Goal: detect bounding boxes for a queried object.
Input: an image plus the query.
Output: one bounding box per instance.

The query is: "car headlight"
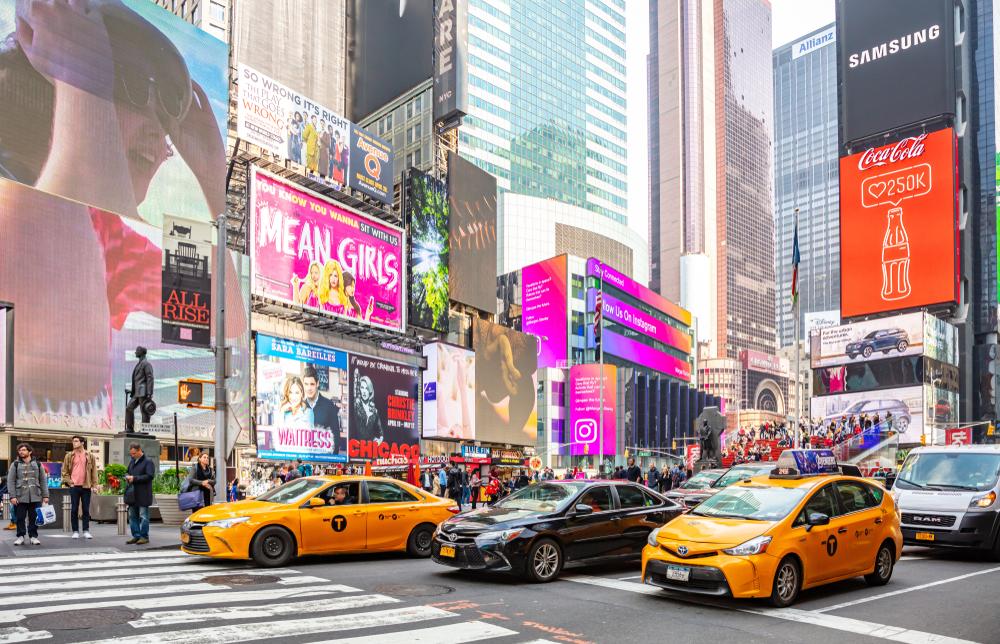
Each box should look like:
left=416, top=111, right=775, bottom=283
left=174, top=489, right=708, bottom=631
left=970, top=491, right=997, bottom=510
left=205, top=517, right=251, bottom=529
left=181, top=518, right=191, bottom=531
left=476, top=529, right=524, bottom=543
left=647, top=527, right=662, bottom=547
left=722, top=535, right=771, bottom=556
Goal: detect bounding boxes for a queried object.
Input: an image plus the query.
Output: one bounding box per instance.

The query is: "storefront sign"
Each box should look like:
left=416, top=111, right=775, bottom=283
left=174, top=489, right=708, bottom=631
left=461, top=444, right=491, bottom=459
left=493, top=449, right=525, bottom=465
left=944, top=428, right=972, bottom=446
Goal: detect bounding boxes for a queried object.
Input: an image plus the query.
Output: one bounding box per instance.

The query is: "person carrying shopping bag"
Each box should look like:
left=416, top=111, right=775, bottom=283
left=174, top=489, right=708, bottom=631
left=184, top=453, right=216, bottom=509
left=10, top=443, right=48, bottom=546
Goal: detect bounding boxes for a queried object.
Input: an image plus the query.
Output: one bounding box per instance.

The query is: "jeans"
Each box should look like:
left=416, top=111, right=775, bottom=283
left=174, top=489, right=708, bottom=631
left=128, top=505, right=150, bottom=539
left=461, top=486, right=470, bottom=505
left=69, top=487, right=92, bottom=532
left=14, top=501, right=40, bottom=538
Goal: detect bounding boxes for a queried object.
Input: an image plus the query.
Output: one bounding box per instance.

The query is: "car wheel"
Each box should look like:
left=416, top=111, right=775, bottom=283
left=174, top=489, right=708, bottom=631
left=769, top=557, right=801, bottom=607
left=407, top=523, right=435, bottom=558
left=251, top=526, right=296, bottom=568
left=894, top=418, right=909, bottom=433
left=897, top=340, right=909, bottom=353
left=525, top=538, right=563, bottom=583
left=987, top=533, right=1000, bottom=562
left=862, top=346, right=873, bottom=358
left=864, top=542, right=894, bottom=586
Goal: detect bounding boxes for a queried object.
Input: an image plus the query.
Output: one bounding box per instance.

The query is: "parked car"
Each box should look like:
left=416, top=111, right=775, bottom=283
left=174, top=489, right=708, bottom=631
left=667, top=464, right=774, bottom=509
left=846, top=328, right=909, bottom=360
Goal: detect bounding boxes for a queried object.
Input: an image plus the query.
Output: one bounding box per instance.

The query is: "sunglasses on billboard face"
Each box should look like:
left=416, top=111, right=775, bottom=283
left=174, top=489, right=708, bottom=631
left=115, top=62, right=192, bottom=132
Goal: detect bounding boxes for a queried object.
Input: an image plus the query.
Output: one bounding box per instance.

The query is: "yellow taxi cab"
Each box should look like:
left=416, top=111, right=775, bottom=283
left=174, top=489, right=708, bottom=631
left=181, top=475, right=459, bottom=567
left=642, top=449, right=902, bottom=606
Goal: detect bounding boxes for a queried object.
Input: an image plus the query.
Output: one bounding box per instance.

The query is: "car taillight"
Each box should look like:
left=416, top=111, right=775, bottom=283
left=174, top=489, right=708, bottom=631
left=447, top=505, right=461, bottom=514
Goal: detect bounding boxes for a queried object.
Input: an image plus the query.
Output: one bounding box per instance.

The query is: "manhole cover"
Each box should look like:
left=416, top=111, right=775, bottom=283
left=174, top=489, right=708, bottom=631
left=204, top=573, right=280, bottom=586
left=24, top=608, right=139, bottom=630
left=374, top=583, right=455, bottom=597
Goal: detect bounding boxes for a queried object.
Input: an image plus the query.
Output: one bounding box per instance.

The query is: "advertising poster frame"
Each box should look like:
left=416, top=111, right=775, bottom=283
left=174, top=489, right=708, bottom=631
left=473, top=318, right=538, bottom=446
left=568, top=364, right=617, bottom=457
left=421, top=342, right=476, bottom=441
left=522, top=255, right=569, bottom=369
left=810, top=386, right=924, bottom=443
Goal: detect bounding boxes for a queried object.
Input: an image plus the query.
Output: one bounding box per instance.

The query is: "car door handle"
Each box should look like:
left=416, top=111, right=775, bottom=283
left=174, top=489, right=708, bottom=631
left=874, top=518, right=882, bottom=524
left=837, top=527, right=848, bottom=534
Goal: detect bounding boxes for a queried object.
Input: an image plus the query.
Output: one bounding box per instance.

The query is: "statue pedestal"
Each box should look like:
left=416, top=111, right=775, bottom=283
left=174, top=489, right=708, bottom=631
left=109, top=433, right=161, bottom=473
left=694, top=458, right=720, bottom=472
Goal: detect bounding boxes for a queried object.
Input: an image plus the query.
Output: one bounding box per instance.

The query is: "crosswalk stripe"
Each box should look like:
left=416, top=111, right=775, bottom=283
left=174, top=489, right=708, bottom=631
left=0, top=551, right=188, bottom=567
left=0, top=627, right=51, bottom=643
left=0, top=584, right=360, bottom=625
left=0, top=558, right=234, bottom=578
left=76, top=606, right=456, bottom=644
left=132, top=594, right=399, bottom=629
left=312, top=620, right=519, bottom=643
left=0, top=569, right=301, bottom=596
left=0, top=563, right=248, bottom=583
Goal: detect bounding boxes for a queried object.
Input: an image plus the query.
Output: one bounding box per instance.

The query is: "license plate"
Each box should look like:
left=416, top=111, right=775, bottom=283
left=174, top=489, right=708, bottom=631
left=439, top=545, right=456, bottom=558
left=915, top=532, right=935, bottom=541
left=180, top=532, right=190, bottom=544
left=666, top=564, right=690, bottom=582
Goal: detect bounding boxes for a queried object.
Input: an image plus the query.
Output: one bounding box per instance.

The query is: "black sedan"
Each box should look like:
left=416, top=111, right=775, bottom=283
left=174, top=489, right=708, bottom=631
left=431, top=480, right=683, bottom=582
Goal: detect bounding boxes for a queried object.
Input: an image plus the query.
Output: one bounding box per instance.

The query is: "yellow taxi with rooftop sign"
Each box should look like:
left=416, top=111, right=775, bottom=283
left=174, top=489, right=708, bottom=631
left=642, top=449, right=902, bottom=606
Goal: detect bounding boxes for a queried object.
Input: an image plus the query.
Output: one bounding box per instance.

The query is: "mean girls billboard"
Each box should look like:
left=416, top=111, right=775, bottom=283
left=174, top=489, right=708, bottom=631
left=250, top=169, right=405, bottom=332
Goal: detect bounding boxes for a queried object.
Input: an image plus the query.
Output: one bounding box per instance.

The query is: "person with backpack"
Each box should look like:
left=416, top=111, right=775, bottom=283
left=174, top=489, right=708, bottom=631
left=10, top=442, right=49, bottom=546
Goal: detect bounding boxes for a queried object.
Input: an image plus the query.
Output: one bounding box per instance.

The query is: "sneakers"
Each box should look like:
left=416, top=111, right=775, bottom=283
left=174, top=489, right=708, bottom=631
left=13, top=537, right=23, bottom=545
left=71, top=531, right=80, bottom=539
left=29, top=537, right=40, bottom=545
left=4, top=523, right=15, bottom=531
left=135, top=538, right=149, bottom=545
left=83, top=531, right=93, bottom=540
left=125, top=537, right=139, bottom=544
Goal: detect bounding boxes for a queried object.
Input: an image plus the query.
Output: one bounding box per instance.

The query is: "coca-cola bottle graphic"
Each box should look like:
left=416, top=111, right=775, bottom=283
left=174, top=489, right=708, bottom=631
left=881, top=207, right=911, bottom=301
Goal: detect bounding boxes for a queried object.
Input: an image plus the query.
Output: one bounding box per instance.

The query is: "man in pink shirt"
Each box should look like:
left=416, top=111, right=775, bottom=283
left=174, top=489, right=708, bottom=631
left=61, top=436, right=98, bottom=539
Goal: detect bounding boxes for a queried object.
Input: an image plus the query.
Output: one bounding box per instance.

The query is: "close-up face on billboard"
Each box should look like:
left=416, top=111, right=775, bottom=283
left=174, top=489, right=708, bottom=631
left=0, top=0, right=229, bottom=225
left=522, top=255, right=568, bottom=370
left=840, top=128, right=958, bottom=318
left=473, top=318, right=538, bottom=446
left=568, top=364, right=616, bottom=457
left=250, top=169, right=405, bottom=332
left=810, top=386, right=924, bottom=444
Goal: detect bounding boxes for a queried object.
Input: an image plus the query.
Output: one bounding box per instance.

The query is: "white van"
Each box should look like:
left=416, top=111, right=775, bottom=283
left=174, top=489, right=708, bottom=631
left=891, top=445, right=1000, bottom=559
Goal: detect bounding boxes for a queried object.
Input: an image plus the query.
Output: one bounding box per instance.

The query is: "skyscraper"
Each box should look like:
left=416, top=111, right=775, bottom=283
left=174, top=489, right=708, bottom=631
left=773, top=24, right=840, bottom=348
left=648, top=0, right=775, bottom=359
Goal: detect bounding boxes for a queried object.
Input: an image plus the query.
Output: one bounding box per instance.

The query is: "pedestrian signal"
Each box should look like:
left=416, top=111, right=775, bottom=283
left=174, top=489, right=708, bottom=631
left=672, top=440, right=677, bottom=450
left=989, top=423, right=996, bottom=436
left=178, top=380, right=204, bottom=405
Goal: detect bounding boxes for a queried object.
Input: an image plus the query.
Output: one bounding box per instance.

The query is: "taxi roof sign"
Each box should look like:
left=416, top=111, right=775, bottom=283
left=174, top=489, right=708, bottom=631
left=770, top=449, right=839, bottom=478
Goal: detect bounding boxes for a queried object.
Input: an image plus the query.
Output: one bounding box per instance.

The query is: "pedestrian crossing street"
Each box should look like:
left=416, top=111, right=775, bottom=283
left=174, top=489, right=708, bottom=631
left=0, top=550, right=557, bottom=644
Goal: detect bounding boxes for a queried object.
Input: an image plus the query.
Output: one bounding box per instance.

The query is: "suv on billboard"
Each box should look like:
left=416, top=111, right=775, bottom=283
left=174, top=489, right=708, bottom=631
left=846, top=328, right=909, bottom=360
left=821, top=399, right=912, bottom=434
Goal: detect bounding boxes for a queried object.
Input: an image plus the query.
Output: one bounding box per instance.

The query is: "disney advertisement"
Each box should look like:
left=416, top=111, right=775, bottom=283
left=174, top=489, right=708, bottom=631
left=348, top=354, right=420, bottom=461
left=250, top=168, right=405, bottom=332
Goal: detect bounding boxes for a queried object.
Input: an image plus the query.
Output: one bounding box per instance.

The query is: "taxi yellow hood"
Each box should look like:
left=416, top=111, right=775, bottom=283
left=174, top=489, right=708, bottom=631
left=658, top=514, right=772, bottom=546
left=189, top=500, right=281, bottom=522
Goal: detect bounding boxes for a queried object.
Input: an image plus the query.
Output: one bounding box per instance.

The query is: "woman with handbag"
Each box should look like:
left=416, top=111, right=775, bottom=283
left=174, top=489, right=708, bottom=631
left=185, top=453, right=216, bottom=508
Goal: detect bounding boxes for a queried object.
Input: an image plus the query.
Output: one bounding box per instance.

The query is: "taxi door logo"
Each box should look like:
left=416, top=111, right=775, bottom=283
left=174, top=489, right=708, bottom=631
left=840, top=127, right=958, bottom=318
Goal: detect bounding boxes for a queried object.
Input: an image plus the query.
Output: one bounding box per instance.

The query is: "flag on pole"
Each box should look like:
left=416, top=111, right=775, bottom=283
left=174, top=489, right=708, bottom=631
left=790, top=218, right=800, bottom=307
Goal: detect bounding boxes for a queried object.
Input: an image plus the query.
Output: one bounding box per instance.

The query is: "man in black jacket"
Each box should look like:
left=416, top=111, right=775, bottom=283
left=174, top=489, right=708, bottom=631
left=303, top=367, right=343, bottom=455
left=625, top=458, right=642, bottom=483
left=125, top=443, right=155, bottom=545
left=126, top=346, right=154, bottom=432
left=646, top=464, right=660, bottom=490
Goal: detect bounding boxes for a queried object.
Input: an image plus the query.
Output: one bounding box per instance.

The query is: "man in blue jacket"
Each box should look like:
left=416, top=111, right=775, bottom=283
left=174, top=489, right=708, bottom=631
left=125, top=443, right=155, bottom=545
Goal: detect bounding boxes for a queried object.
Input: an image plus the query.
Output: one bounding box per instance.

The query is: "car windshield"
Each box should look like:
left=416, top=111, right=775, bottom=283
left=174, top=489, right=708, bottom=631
left=255, top=478, right=328, bottom=504
left=716, top=467, right=768, bottom=488
left=896, top=452, right=1000, bottom=492
left=681, top=471, right=722, bottom=489
left=495, top=482, right=586, bottom=513
left=691, top=485, right=808, bottom=521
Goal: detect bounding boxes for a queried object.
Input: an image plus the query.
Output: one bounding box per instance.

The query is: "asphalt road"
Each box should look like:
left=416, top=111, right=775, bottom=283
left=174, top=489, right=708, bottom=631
left=3, top=544, right=997, bottom=643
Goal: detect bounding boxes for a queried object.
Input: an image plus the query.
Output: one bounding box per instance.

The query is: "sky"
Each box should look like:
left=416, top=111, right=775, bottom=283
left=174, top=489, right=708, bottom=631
left=624, top=0, right=836, bottom=257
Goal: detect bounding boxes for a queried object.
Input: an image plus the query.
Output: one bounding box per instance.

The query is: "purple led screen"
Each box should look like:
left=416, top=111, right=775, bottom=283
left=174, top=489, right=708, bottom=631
left=588, top=288, right=691, bottom=354
left=586, top=259, right=692, bottom=325
left=569, top=364, right=616, bottom=456
left=522, top=256, right=568, bottom=369
left=603, top=331, right=691, bottom=382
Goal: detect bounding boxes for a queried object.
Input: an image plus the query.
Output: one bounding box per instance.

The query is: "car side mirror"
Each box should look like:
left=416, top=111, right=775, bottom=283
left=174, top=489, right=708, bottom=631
left=805, top=512, right=830, bottom=531
left=305, top=497, right=326, bottom=508
left=573, top=504, right=594, bottom=516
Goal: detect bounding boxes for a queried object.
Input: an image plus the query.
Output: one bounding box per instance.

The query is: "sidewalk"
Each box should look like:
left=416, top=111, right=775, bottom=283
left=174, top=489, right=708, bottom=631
left=0, top=521, right=182, bottom=558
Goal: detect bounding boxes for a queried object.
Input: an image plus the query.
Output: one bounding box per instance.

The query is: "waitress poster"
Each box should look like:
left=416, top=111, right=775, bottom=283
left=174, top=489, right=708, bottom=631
left=250, top=169, right=404, bottom=332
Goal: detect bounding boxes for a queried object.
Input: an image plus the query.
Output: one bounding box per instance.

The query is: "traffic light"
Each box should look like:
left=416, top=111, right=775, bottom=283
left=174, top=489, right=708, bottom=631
left=920, top=433, right=927, bottom=446
left=989, top=423, right=996, bottom=436
left=178, top=380, right=204, bottom=406
left=672, top=439, right=677, bottom=450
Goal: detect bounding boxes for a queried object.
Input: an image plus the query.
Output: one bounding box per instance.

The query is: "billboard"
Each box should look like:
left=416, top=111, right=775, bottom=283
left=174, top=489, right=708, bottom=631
left=522, top=255, right=569, bottom=369
left=0, top=305, right=8, bottom=425
left=255, top=335, right=349, bottom=463
left=406, top=171, right=450, bottom=332
left=448, top=152, right=497, bottom=312
left=836, top=0, right=955, bottom=144
left=923, top=313, right=959, bottom=366
left=433, top=0, right=469, bottom=127
left=569, top=364, right=616, bottom=456
left=804, top=310, right=840, bottom=337
left=810, top=386, right=924, bottom=443
left=161, top=215, right=213, bottom=348
left=840, top=128, right=958, bottom=318
left=0, top=179, right=251, bottom=437
left=348, top=354, right=420, bottom=460
left=347, top=0, right=433, bottom=121
left=602, top=330, right=692, bottom=382
left=813, top=312, right=923, bottom=368
left=473, top=318, right=538, bottom=446
left=741, top=350, right=787, bottom=377
left=586, top=258, right=692, bottom=326
left=237, top=64, right=394, bottom=205
left=588, top=289, right=692, bottom=354
left=249, top=169, right=405, bottom=332
left=421, top=342, right=475, bottom=440
left=0, top=0, right=229, bottom=225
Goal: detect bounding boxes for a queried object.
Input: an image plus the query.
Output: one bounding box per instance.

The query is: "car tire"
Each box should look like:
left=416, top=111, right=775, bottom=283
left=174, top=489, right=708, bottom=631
left=769, top=557, right=801, bottom=607
left=897, top=340, right=909, bottom=353
left=407, top=523, right=436, bottom=558
left=250, top=526, right=296, bottom=568
left=525, top=538, right=563, bottom=583
left=894, top=418, right=909, bottom=434
left=862, top=346, right=873, bottom=358
left=987, top=533, right=1000, bottom=562
left=864, top=542, right=894, bottom=586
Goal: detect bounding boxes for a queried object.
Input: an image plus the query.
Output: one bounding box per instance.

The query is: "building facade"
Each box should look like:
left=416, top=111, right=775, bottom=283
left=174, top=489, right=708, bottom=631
left=648, top=0, right=775, bottom=359
left=773, top=24, right=840, bottom=349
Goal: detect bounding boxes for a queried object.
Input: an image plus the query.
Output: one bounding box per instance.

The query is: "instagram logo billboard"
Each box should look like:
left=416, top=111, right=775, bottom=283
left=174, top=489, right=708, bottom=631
left=569, top=364, right=616, bottom=456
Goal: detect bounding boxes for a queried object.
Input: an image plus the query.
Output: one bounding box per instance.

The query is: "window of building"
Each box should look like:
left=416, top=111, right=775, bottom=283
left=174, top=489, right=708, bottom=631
left=209, top=0, right=225, bottom=22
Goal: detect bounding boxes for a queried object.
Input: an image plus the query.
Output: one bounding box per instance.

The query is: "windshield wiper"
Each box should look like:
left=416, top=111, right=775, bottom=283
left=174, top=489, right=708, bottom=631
left=930, top=484, right=980, bottom=491
left=895, top=477, right=927, bottom=489
left=698, top=512, right=759, bottom=520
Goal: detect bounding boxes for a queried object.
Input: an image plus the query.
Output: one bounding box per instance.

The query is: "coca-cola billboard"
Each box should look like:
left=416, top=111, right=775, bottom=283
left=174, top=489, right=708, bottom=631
left=836, top=0, right=955, bottom=146
left=840, top=127, right=958, bottom=319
